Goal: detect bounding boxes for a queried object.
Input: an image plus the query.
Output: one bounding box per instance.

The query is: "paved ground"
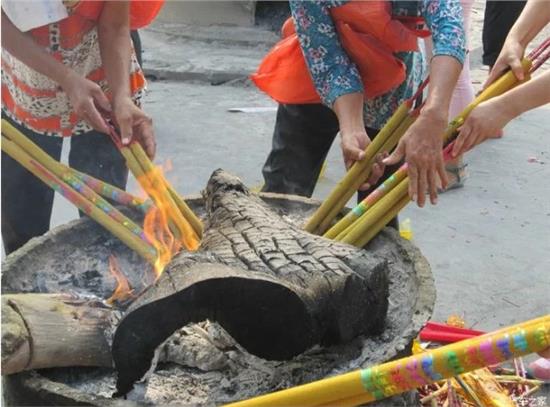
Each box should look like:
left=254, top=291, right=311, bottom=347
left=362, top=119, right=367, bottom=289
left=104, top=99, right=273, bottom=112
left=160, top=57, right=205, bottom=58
left=7, top=2, right=549, bottom=336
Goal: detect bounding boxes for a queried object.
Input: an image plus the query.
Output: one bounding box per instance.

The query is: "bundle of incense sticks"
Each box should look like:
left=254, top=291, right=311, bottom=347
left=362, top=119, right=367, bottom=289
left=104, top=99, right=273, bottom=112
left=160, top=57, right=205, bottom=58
left=326, top=56, right=538, bottom=248
left=227, top=314, right=550, bottom=407
left=303, top=79, right=429, bottom=236
left=70, top=167, right=152, bottom=214
left=106, top=125, right=203, bottom=251
left=1, top=120, right=158, bottom=264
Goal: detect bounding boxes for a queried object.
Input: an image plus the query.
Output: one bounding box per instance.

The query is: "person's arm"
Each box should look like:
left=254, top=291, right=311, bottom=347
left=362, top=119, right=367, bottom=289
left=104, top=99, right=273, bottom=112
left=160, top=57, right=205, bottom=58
left=1, top=11, right=110, bottom=133
left=98, top=2, right=155, bottom=158
left=453, top=70, right=550, bottom=156
left=486, top=0, right=550, bottom=85
left=384, top=0, right=465, bottom=207
left=290, top=1, right=375, bottom=178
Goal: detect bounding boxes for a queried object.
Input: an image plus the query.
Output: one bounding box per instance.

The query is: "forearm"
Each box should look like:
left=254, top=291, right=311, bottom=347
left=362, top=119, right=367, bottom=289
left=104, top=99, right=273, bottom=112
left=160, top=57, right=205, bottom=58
left=495, top=70, right=550, bottom=118
left=1, top=12, right=73, bottom=87
left=333, top=93, right=365, bottom=132
left=422, top=55, right=462, bottom=119
left=506, top=0, right=550, bottom=48
left=98, top=2, right=132, bottom=104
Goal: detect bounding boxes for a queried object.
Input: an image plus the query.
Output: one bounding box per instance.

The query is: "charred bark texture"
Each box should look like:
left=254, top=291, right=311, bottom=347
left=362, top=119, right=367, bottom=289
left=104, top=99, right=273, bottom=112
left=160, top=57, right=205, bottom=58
left=113, top=170, right=389, bottom=396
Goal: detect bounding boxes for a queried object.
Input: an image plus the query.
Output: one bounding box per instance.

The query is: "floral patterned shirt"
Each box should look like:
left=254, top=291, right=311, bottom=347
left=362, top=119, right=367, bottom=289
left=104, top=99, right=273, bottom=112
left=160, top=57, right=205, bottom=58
left=290, top=0, right=466, bottom=129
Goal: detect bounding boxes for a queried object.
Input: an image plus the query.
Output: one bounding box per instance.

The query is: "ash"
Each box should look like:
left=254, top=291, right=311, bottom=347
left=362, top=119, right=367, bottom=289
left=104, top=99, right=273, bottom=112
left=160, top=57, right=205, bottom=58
left=65, top=320, right=368, bottom=404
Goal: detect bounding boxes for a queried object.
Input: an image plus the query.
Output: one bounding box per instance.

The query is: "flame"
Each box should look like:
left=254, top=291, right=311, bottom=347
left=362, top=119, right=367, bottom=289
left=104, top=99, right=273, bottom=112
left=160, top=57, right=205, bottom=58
left=106, top=254, right=134, bottom=305
left=140, top=166, right=199, bottom=278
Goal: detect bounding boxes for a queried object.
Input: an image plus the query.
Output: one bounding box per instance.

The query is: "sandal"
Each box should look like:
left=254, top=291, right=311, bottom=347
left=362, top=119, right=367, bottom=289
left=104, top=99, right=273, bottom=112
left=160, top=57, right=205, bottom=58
left=438, top=163, right=468, bottom=193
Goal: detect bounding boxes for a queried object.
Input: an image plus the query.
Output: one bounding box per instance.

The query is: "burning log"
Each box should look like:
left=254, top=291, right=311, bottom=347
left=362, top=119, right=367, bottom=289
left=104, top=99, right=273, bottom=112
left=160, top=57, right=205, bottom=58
left=112, top=170, right=390, bottom=396
left=1, top=294, right=113, bottom=375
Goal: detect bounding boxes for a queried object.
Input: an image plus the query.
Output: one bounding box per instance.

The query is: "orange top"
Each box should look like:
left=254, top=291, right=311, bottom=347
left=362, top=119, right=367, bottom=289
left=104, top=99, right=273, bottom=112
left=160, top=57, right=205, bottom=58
left=1, top=1, right=155, bottom=137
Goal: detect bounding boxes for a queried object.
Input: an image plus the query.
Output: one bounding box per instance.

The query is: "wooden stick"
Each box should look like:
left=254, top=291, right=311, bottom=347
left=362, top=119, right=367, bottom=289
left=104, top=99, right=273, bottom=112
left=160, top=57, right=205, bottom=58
left=304, top=101, right=411, bottom=234
left=421, top=384, right=448, bottom=403
left=454, top=376, right=483, bottom=407
left=1, top=137, right=158, bottom=264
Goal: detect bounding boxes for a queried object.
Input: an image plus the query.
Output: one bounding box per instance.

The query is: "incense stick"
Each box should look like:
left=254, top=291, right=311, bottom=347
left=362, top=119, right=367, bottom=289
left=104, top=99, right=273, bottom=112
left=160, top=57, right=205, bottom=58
left=1, top=121, right=149, bottom=246
left=69, top=167, right=152, bottom=214
left=1, top=136, right=158, bottom=264
left=227, top=315, right=550, bottom=407
left=304, top=101, right=411, bottom=234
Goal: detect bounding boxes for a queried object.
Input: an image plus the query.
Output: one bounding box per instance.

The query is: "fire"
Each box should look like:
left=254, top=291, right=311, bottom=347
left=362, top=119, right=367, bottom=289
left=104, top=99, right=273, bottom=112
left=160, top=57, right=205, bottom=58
left=140, top=166, right=199, bottom=278
left=106, top=254, right=134, bottom=305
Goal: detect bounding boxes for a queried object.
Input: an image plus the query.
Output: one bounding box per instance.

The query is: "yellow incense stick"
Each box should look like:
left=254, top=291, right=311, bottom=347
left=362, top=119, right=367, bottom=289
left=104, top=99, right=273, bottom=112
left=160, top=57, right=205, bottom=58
left=330, top=58, right=533, bottom=245
left=312, top=111, right=414, bottom=235
left=378, top=113, right=416, bottom=155
left=1, top=137, right=158, bottom=264
left=227, top=315, right=550, bottom=407
left=315, top=165, right=371, bottom=234
left=1, top=120, right=146, bottom=240
left=128, top=143, right=199, bottom=249
left=129, top=143, right=203, bottom=238
left=340, top=179, right=409, bottom=245
left=324, top=168, right=408, bottom=240
left=353, top=194, right=410, bottom=248
left=304, top=101, right=410, bottom=234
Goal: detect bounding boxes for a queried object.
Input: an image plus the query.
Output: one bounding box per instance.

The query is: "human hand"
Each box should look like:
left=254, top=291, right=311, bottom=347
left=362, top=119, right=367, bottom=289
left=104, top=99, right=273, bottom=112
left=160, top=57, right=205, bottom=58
left=485, top=38, right=526, bottom=87
left=340, top=129, right=385, bottom=191
left=113, top=97, right=156, bottom=159
left=61, top=71, right=111, bottom=134
left=384, top=110, right=448, bottom=207
left=452, top=98, right=513, bottom=157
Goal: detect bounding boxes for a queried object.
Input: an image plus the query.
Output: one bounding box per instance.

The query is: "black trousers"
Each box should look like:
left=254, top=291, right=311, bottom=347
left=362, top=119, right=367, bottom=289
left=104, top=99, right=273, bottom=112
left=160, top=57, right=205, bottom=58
left=482, top=1, right=526, bottom=67
left=261, top=103, right=400, bottom=229
left=1, top=116, right=128, bottom=254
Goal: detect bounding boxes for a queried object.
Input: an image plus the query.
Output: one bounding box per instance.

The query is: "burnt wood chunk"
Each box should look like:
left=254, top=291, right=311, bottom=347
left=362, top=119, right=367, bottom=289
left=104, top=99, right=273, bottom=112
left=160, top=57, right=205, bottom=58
left=1, top=294, right=113, bottom=375
left=112, top=170, right=389, bottom=396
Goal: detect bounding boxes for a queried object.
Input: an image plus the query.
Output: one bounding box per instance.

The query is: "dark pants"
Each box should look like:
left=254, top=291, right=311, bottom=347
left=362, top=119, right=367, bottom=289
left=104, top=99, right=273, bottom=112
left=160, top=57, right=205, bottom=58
left=482, top=1, right=526, bottom=67
left=1, top=117, right=128, bottom=254
left=261, top=103, right=400, bottom=229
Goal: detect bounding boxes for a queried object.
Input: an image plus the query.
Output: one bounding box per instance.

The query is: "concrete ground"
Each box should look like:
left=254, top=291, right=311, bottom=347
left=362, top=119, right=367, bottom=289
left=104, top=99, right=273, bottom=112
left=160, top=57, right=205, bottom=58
left=8, top=2, right=549, bottom=338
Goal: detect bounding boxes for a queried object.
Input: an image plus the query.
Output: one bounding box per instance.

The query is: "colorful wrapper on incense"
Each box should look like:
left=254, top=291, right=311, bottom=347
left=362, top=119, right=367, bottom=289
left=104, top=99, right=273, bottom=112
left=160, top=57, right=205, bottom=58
left=304, top=101, right=411, bottom=234
left=1, top=120, right=151, bottom=246
left=324, top=164, right=408, bottom=239
left=326, top=58, right=534, bottom=248
left=227, top=315, right=550, bottom=407
left=71, top=169, right=152, bottom=213
left=0, top=136, right=158, bottom=264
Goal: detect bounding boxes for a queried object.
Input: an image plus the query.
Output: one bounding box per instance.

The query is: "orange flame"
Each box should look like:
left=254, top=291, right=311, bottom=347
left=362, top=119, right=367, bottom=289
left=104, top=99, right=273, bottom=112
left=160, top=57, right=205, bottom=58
left=106, top=254, right=134, bottom=305
left=140, top=166, right=199, bottom=278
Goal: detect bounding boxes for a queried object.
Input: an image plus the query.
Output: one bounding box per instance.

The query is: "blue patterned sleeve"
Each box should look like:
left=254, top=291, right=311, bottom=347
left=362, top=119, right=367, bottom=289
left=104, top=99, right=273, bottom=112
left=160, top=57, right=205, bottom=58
left=421, top=0, right=466, bottom=65
left=289, top=0, right=363, bottom=107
